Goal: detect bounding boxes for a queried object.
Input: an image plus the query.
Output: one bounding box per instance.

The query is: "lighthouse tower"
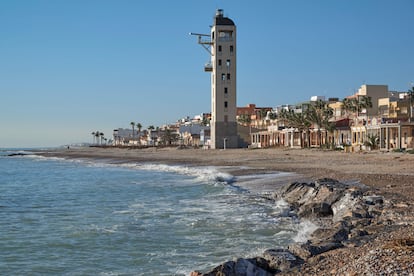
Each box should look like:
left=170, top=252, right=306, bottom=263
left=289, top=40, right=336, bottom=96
left=192, top=9, right=238, bottom=149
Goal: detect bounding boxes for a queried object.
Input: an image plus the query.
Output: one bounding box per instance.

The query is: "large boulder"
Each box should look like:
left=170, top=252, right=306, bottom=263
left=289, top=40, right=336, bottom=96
left=198, top=258, right=275, bottom=276
left=280, top=178, right=379, bottom=223
left=262, top=248, right=303, bottom=272
left=288, top=241, right=343, bottom=259
left=281, top=178, right=349, bottom=218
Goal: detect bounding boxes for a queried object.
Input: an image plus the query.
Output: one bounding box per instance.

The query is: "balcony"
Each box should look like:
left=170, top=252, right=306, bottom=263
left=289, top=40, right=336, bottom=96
left=204, top=63, right=213, bottom=72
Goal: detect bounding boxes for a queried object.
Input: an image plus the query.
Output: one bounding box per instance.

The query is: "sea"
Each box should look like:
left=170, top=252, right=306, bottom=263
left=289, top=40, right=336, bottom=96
left=0, top=149, right=316, bottom=275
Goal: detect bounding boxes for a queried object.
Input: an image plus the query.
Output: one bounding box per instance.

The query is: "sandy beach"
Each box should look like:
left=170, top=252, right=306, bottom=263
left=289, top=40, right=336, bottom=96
left=37, top=147, right=414, bottom=274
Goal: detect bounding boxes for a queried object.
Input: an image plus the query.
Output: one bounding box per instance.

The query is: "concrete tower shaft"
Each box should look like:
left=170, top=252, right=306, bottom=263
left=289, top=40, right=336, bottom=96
left=210, top=9, right=238, bottom=149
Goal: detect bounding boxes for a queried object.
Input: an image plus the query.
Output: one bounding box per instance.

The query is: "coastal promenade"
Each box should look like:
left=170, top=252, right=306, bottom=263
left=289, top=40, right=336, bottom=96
left=37, top=147, right=414, bottom=274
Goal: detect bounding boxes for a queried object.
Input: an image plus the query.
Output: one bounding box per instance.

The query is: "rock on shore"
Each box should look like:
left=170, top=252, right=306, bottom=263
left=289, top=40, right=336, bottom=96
left=191, top=178, right=414, bottom=275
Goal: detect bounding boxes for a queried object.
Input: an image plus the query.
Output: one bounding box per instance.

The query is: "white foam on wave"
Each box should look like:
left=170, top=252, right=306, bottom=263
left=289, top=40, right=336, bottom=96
left=292, top=219, right=318, bottom=243
left=273, top=199, right=292, bottom=217
left=19, top=154, right=235, bottom=186
left=23, top=154, right=67, bottom=162
left=122, top=163, right=235, bottom=184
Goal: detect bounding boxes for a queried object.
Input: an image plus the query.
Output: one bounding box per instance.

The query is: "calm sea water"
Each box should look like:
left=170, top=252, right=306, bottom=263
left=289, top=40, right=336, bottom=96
left=0, top=149, right=313, bottom=275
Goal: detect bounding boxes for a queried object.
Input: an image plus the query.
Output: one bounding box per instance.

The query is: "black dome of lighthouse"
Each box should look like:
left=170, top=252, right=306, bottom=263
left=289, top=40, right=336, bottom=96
left=214, top=9, right=235, bottom=26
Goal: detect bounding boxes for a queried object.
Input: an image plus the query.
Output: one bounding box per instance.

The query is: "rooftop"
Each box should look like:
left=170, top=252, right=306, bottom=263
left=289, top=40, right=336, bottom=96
left=214, top=9, right=235, bottom=26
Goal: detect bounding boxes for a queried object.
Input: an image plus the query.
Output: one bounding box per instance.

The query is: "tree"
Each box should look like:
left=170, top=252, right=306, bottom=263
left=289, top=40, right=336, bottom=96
left=100, top=132, right=104, bottom=145
left=279, top=108, right=311, bottom=147
left=161, top=128, right=179, bottom=146
left=307, top=100, right=334, bottom=147
left=136, top=123, right=142, bottom=145
left=136, top=123, right=142, bottom=133
left=130, top=122, right=135, bottom=139
left=259, top=109, right=268, bottom=120
left=364, top=134, right=379, bottom=150
left=357, top=95, right=373, bottom=116
left=238, top=114, right=251, bottom=126
left=341, top=98, right=356, bottom=118
left=268, top=111, right=277, bottom=120
left=341, top=96, right=372, bottom=118
left=201, top=117, right=210, bottom=126
left=94, top=131, right=101, bottom=145
left=148, top=125, right=155, bottom=131
left=91, top=132, right=96, bottom=144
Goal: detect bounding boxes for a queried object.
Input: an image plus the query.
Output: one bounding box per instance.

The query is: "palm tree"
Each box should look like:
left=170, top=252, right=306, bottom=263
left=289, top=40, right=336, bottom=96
left=201, top=117, right=210, bottom=126
left=307, top=100, right=334, bottom=147
left=238, top=114, right=251, bottom=126
left=91, top=132, right=96, bottom=145
left=94, top=131, right=101, bottom=145
left=148, top=125, right=155, bottom=131
left=100, top=132, right=104, bottom=145
left=161, top=128, right=179, bottom=146
left=130, top=122, right=135, bottom=139
left=268, top=111, right=277, bottom=120
left=341, top=98, right=357, bottom=118
left=259, top=109, right=268, bottom=120
left=279, top=108, right=311, bottom=147
left=136, top=123, right=142, bottom=145
left=357, top=95, right=373, bottom=116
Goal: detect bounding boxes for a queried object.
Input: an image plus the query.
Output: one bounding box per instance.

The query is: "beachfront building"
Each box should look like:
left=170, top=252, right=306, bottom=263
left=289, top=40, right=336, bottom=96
left=357, top=85, right=388, bottom=117
left=192, top=9, right=239, bottom=149
left=378, top=91, right=414, bottom=150
left=236, top=104, right=274, bottom=129
left=249, top=83, right=414, bottom=151
left=112, top=128, right=146, bottom=146
left=179, top=124, right=210, bottom=148
left=379, top=121, right=414, bottom=150
left=337, top=85, right=387, bottom=151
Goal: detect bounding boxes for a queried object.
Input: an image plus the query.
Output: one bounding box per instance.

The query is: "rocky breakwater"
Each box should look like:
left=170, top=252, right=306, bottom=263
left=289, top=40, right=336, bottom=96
left=191, top=178, right=414, bottom=275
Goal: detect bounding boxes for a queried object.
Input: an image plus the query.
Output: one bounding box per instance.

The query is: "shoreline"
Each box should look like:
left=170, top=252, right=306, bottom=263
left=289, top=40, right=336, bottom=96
left=34, top=146, right=414, bottom=200
left=33, top=146, right=414, bottom=274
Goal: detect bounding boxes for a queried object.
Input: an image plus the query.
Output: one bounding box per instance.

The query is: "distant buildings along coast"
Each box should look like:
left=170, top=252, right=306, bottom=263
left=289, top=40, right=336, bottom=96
left=107, top=9, right=414, bottom=152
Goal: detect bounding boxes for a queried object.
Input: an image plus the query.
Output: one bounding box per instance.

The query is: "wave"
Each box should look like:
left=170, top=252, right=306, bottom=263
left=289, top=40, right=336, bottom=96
left=20, top=153, right=235, bottom=185
left=292, top=220, right=318, bottom=243
left=121, top=163, right=235, bottom=184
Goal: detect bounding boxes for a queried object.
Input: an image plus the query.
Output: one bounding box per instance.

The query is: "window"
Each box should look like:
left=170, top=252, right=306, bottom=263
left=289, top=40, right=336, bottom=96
left=218, top=45, right=222, bottom=52
left=224, top=87, right=228, bottom=94
left=218, top=59, right=222, bottom=66
left=226, top=59, right=230, bottom=68
left=230, top=45, right=233, bottom=52
left=227, top=73, right=230, bottom=80
left=219, top=31, right=233, bottom=39
left=221, top=74, right=226, bottom=81
left=224, top=101, right=228, bottom=108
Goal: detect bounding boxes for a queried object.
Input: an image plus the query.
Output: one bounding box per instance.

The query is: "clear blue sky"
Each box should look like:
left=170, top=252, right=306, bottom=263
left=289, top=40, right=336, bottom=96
left=1, top=0, right=413, bottom=147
